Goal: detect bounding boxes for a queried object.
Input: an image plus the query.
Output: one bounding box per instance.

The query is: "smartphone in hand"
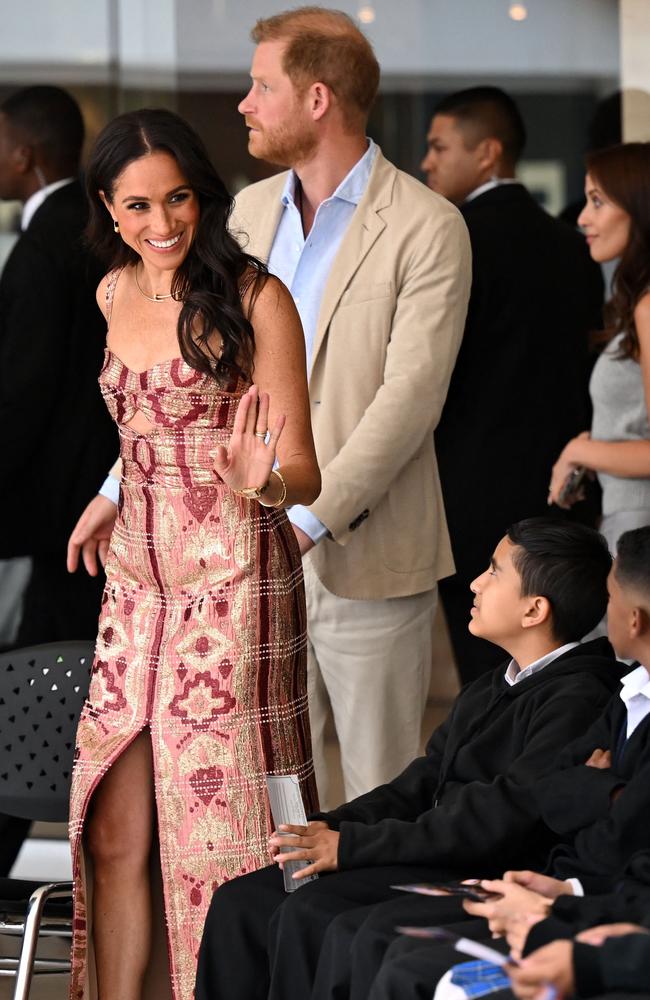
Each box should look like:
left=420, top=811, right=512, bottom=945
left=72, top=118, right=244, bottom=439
left=558, top=466, right=588, bottom=507
left=391, top=881, right=503, bottom=903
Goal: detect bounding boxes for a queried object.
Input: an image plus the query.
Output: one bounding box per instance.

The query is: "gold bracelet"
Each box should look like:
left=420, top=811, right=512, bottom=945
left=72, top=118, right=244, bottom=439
left=231, top=481, right=269, bottom=500
left=258, top=469, right=287, bottom=508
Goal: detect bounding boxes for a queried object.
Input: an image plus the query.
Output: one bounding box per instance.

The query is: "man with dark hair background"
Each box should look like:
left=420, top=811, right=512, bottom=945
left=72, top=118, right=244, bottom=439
left=0, top=85, right=116, bottom=643
left=0, top=85, right=116, bottom=870
left=426, top=86, right=604, bottom=683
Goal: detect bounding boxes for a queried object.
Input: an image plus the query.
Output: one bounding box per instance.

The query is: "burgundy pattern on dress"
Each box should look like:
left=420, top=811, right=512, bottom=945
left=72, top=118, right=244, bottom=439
left=69, top=311, right=316, bottom=1000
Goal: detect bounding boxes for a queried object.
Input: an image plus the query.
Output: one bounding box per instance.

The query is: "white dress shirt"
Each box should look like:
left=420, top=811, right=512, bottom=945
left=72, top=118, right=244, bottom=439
left=462, top=177, right=522, bottom=205
left=21, top=177, right=74, bottom=231
left=619, top=663, right=650, bottom=738
left=567, top=661, right=650, bottom=897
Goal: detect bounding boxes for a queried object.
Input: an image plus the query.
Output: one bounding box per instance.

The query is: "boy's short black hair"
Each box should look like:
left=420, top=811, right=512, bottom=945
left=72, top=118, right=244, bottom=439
left=506, top=517, right=611, bottom=642
left=1, top=85, right=84, bottom=175
left=616, top=526, right=650, bottom=600
left=433, top=86, right=526, bottom=166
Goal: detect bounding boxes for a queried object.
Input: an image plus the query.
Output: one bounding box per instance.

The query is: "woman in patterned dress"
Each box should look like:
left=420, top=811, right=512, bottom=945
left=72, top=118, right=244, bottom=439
left=66, top=109, right=320, bottom=1000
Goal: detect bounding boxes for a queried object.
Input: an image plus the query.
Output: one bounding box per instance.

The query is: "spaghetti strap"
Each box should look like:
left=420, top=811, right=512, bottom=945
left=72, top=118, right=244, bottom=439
left=105, top=267, right=124, bottom=329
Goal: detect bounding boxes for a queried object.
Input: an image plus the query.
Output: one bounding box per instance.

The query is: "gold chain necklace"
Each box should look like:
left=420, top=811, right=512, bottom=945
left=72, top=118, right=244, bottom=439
left=135, top=264, right=174, bottom=302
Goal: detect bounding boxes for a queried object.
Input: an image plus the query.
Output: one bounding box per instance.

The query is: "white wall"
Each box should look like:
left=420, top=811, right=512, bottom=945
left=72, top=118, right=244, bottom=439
left=0, top=0, right=619, bottom=87
left=177, top=0, right=619, bottom=79
left=620, top=0, right=650, bottom=139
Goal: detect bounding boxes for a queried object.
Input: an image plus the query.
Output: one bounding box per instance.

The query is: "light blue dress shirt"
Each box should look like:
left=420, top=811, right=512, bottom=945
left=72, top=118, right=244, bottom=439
left=269, top=138, right=378, bottom=542
left=99, top=139, right=379, bottom=536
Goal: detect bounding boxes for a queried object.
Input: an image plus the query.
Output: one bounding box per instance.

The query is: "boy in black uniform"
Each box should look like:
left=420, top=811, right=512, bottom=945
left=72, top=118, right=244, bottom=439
left=195, top=518, right=622, bottom=1000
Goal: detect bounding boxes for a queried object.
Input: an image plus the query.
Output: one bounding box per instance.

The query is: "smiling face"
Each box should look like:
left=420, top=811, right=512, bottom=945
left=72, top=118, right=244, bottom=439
left=468, top=537, right=537, bottom=647
left=421, top=114, right=491, bottom=206
left=103, top=150, right=199, bottom=271
left=578, top=172, right=631, bottom=263
left=238, top=40, right=318, bottom=167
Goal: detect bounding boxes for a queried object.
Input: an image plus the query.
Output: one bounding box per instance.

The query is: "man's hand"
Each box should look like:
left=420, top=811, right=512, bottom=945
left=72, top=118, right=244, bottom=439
left=576, top=922, right=649, bottom=946
left=503, top=870, right=574, bottom=900
left=585, top=748, right=612, bottom=769
left=292, top=524, right=315, bottom=556
left=67, top=494, right=118, bottom=576
left=508, top=940, right=574, bottom=999
left=268, top=821, right=339, bottom=880
left=463, top=880, right=551, bottom=941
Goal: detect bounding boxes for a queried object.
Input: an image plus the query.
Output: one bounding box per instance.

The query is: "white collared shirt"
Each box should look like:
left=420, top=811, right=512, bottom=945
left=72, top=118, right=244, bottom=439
left=619, top=663, right=650, bottom=739
left=21, top=177, right=74, bottom=231
left=504, top=642, right=580, bottom=686
left=566, top=661, right=650, bottom=898
left=463, top=177, right=522, bottom=205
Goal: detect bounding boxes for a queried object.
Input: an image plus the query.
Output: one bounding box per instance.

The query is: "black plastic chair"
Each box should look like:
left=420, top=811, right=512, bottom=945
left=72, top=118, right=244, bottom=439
left=0, top=641, right=93, bottom=999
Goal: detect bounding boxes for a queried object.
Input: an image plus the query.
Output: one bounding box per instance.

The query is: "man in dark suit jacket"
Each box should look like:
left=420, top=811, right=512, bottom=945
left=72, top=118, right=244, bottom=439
left=0, top=86, right=116, bottom=873
left=424, top=87, right=605, bottom=683
left=0, top=86, right=116, bottom=646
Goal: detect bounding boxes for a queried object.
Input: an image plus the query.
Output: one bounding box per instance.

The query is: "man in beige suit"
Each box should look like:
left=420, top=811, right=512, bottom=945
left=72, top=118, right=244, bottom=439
left=69, top=7, right=470, bottom=806
left=232, top=8, right=470, bottom=805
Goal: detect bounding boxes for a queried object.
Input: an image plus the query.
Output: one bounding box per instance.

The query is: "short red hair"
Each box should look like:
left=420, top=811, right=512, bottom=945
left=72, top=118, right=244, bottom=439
left=251, top=6, right=380, bottom=131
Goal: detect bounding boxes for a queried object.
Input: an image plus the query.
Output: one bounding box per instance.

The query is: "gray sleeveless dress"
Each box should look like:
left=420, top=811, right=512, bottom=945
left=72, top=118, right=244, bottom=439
left=590, top=331, right=650, bottom=551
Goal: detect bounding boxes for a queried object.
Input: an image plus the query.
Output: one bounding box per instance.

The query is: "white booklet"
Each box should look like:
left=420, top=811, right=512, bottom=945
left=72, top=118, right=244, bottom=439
left=265, top=774, right=319, bottom=893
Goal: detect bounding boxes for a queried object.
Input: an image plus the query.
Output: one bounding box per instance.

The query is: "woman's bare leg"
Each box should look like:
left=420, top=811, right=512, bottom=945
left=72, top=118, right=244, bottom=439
left=86, top=730, right=155, bottom=1000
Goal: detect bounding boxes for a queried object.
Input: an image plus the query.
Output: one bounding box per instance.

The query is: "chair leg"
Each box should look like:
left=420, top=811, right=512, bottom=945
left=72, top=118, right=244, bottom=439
left=11, top=882, right=73, bottom=1000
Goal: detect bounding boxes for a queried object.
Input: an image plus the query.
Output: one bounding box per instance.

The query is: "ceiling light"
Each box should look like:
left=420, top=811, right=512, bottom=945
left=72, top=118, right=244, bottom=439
left=358, top=5, right=376, bottom=24
left=509, top=3, right=528, bottom=20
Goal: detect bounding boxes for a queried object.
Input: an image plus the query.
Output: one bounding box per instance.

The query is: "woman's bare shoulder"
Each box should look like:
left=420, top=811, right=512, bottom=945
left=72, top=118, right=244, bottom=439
left=243, top=271, right=297, bottom=328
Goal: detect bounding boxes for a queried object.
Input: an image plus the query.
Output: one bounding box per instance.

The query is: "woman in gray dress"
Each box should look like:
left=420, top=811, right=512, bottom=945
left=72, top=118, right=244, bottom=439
left=549, top=142, right=650, bottom=552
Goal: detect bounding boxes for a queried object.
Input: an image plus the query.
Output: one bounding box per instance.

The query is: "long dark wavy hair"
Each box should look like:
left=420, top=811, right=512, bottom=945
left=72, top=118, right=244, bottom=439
left=586, top=142, right=650, bottom=362
left=85, top=108, right=267, bottom=381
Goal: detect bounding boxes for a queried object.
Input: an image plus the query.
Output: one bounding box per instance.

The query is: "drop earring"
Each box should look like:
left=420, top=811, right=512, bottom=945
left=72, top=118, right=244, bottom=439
left=113, top=219, right=120, bottom=234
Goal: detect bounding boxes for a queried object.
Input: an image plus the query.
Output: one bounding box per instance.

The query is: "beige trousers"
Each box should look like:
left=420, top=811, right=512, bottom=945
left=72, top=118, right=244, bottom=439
left=303, top=559, right=437, bottom=808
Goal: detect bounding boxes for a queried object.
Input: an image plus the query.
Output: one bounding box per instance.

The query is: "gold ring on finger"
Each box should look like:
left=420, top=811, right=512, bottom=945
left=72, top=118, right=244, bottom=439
left=255, top=431, right=267, bottom=439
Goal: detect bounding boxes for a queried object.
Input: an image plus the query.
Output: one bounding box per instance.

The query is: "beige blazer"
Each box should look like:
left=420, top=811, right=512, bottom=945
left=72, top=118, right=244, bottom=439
left=232, top=150, right=471, bottom=600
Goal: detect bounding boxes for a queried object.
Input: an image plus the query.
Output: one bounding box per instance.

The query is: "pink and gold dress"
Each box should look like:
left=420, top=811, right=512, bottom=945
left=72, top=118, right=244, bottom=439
left=68, top=275, right=317, bottom=1000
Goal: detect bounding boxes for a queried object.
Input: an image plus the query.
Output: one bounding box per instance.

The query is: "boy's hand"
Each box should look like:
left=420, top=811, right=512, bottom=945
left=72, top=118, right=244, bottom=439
left=503, top=870, right=574, bottom=899
left=576, top=922, right=649, bottom=946
left=268, top=822, right=340, bottom=880
left=505, top=912, right=549, bottom=962
left=507, top=940, right=574, bottom=999
left=585, top=748, right=612, bottom=769
left=463, top=880, right=551, bottom=939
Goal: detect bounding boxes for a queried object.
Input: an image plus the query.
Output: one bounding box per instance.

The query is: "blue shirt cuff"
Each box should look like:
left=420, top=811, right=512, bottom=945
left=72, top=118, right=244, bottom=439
left=99, top=475, right=120, bottom=506
left=288, top=506, right=328, bottom=544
